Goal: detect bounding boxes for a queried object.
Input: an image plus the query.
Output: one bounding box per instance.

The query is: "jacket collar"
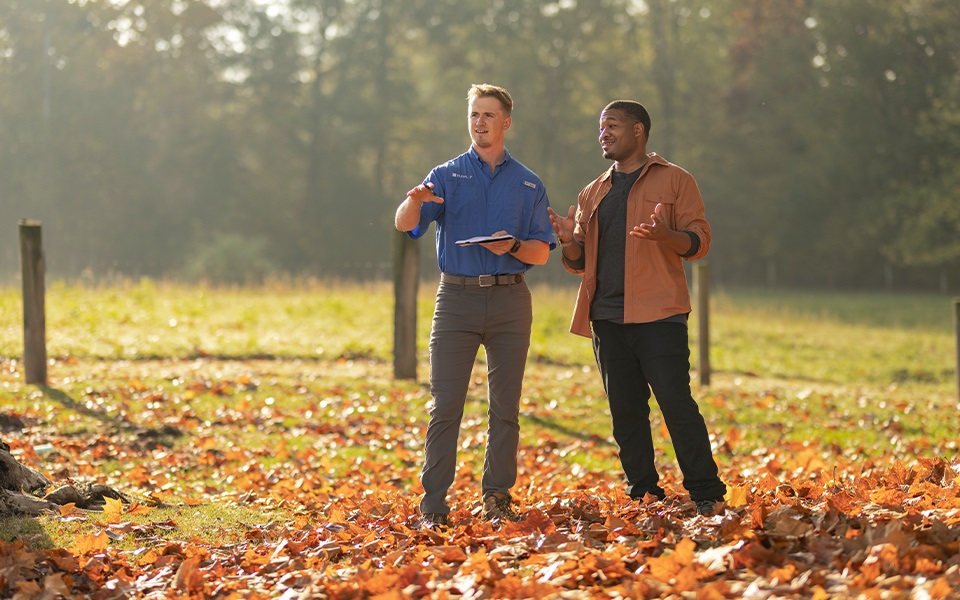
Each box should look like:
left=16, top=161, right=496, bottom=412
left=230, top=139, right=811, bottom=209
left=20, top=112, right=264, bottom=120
left=600, top=152, right=666, bottom=182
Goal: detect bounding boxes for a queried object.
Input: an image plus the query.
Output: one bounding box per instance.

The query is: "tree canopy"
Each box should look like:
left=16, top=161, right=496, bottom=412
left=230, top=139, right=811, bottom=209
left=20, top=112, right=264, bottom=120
left=1, top=0, right=957, bottom=290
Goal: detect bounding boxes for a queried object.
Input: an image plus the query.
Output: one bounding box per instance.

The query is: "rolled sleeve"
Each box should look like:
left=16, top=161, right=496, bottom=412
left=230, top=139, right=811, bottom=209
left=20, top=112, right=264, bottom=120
left=673, top=172, right=710, bottom=261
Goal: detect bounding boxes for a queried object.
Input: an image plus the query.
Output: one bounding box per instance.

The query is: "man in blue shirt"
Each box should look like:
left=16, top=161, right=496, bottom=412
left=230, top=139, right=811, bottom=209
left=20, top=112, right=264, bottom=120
left=395, top=83, right=554, bottom=529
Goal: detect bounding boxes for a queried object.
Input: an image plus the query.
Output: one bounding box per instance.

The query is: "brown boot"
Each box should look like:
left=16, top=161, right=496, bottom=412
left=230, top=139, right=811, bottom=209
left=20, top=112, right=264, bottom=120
left=482, top=493, right=522, bottom=523
left=418, top=512, right=449, bottom=530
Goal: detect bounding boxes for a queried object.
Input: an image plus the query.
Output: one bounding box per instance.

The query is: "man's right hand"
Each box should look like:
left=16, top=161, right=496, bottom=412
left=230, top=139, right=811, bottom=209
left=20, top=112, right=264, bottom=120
left=407, top=182, right=444, bottom=204
left=397, top=183, right=444, bottom=231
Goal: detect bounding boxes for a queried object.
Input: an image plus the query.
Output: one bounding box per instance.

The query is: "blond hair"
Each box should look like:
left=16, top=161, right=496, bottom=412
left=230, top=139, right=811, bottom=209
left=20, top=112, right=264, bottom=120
left=467, top=83, right=513, bottom=116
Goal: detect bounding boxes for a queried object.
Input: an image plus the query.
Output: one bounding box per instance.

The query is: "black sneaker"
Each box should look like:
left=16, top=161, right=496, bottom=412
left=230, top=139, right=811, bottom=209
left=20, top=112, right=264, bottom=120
left=695, top=498, right=724, bottom=516
left=419, top=512, right=449, bottom=529
left=482, top=494, right=523, bottom=523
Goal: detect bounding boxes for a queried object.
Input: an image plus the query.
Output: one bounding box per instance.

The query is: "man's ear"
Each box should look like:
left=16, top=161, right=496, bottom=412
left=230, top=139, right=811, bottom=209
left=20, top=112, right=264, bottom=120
left=635, top=122, right=645, bottom=139
left=503, top=116, right=512, bottom=131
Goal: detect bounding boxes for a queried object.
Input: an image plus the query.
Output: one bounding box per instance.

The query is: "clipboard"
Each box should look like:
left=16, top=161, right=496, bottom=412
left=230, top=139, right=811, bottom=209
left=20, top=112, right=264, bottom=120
left=455, top=234, right=514, bottom=246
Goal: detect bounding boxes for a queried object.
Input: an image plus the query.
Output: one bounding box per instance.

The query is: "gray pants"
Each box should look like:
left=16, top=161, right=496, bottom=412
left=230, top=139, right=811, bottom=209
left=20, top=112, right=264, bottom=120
left=418, top=279, right=532, bottom=515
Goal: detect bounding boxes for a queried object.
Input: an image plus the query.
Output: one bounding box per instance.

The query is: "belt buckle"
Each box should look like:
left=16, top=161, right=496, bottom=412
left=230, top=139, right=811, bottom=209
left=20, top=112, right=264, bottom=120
left=478, top=274, right=495, bottom=287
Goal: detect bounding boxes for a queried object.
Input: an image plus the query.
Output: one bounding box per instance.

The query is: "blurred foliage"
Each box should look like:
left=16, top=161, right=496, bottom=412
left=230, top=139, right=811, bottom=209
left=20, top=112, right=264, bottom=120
left=184, top=233, right=276, bottom=284
left=0, top=0, right=958, bottom=289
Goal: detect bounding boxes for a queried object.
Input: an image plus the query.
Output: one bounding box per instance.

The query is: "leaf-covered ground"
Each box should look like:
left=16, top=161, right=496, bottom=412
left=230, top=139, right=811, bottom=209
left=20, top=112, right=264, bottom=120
left=2, top=353, right=959, bottom=599
left=1, top=283, right=957, bottom=597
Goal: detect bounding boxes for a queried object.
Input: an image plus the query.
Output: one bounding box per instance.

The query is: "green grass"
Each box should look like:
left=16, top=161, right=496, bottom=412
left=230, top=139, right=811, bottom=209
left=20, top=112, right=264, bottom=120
left=4, top=280, right=953, bottom=387
left=2, top=501, right=270, bottom=551
left=703, top=287, right=956, bottom=385
left=1, top=280, right=958, bottom=551
left=1, top=278, right=401, bottom=361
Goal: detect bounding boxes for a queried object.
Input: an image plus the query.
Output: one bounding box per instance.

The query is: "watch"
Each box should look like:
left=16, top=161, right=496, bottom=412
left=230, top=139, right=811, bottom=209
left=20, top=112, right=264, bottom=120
left=509, top=239, right=522, bottom=254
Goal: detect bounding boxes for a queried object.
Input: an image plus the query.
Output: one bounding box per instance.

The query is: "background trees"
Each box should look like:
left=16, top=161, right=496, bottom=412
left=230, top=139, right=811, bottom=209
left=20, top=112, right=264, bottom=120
left=1, top=0, right=957, bottom=290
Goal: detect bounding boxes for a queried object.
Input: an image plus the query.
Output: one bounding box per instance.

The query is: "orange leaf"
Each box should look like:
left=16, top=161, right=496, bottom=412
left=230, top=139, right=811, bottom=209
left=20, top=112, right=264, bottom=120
left=604, top=514, right=628, bottom=529
left=812, top=587, right=831, bottom=600
left=14, top=580, right=41, bottom=595
left=432, top=545, right=468, bottom=563
left=930, top=577, right=956, bottom=599
left=175, top=556, right=205, bottom=592
left=672, top=564, right=703, bottom=592
left=103, top=496, right=124, bottom=523
left=73, top=530, right=109, bottom=555
left=59, top=503, right=84, bottom=517
left=41, top=573, right=72, bottom=597
left=126, top=501, right=153, bottom=515
left=869, top=488, right=907, bottom=507
left=769, top=563, right=797, bottom=584
left=725, top=486, right=748, bottom=508
left=42, top=548, right=79, bottom=572
left=646, top=538, right=695, bottom=581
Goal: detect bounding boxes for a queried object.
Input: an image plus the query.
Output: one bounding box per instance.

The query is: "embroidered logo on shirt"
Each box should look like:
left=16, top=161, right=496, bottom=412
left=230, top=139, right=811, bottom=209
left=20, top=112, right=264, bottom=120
left=523, top=181, right=536, bottom=189
left=452, top=173, right=473, bottom=179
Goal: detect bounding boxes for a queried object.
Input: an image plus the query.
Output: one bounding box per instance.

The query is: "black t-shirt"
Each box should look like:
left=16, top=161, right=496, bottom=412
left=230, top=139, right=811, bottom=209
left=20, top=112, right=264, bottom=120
left=591, top=167, right=642, bottom=322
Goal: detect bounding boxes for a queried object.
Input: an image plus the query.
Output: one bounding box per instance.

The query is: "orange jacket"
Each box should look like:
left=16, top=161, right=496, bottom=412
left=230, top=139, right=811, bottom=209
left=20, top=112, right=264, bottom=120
left=563, top=153, right=710, bottom=338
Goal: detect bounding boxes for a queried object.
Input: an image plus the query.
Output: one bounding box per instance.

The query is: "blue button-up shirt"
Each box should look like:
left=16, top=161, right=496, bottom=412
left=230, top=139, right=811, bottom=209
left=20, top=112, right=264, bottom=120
left=408, top=147, right=554, bottom=276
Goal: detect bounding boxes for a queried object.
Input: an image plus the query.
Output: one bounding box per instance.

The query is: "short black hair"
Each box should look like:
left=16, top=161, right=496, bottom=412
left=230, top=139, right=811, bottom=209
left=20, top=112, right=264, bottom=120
left=603, top=100, right=651, bottom=139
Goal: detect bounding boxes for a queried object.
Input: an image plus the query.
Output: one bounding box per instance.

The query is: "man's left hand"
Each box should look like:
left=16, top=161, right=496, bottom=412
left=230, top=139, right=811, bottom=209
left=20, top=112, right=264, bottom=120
left=479, top=230, right=516, bottom=256
left=630, top=202, right=669, bottom=241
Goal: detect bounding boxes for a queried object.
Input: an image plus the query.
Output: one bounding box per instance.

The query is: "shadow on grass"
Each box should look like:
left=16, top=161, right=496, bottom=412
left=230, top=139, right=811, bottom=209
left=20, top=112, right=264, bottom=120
left=523, top=412, right=615, bottom=447
left=39, top=387, right=183, bottom=444
left=0, top=513, right=57, bottom=550
left=40, top=386, right=134, bottom=429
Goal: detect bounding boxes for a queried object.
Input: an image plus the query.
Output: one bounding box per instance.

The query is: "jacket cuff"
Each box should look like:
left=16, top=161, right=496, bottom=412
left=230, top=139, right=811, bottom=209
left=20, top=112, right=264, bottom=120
left=680, top=231, right=700, bottom=258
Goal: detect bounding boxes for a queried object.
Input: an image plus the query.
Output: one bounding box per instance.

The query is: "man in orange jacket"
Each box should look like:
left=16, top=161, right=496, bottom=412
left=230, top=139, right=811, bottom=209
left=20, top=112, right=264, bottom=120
left=549, top=100, right=726, bottom=516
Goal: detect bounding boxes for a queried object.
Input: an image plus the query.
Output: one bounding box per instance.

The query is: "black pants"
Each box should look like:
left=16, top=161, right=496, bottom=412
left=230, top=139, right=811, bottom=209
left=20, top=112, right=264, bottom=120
left=592, top=319, right=726, bottom=501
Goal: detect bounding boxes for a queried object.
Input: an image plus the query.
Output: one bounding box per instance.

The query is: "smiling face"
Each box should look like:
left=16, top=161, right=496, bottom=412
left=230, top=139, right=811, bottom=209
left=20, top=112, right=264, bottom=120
left=468, top=95, right=511, bottom=150
left=599, top=108, right=645, bottom=162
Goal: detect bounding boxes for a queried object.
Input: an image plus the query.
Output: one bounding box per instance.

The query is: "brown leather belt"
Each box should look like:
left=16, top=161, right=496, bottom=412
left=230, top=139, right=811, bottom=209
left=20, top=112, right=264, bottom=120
left=440, top=273, right=524, bottom=287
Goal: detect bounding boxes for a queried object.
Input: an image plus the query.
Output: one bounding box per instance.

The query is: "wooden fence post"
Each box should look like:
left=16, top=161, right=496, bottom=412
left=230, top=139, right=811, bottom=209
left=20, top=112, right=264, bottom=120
left=696, top=263, right=710, bottom=386
left=393, top=232, right=419, bottom=380
left=19, top=219, right=47, bottom=386
left=954, top=297, right=960, bottom=403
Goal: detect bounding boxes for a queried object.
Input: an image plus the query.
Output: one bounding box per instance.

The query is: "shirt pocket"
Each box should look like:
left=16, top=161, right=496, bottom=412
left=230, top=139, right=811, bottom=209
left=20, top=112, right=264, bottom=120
left=641, top=189, right=677, bottom=230
left=493, top=182, right=536, bottom=235
left=446, top=179, right=482, bottom=219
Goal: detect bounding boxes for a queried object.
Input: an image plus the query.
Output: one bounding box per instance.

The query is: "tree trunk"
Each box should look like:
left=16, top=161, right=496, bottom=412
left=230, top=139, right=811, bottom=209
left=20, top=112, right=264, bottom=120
left=0, top=439, right=127, bottom=516
left=0, top=442, right=49, bottom=491
left=0, top=441, right=55, bottom=516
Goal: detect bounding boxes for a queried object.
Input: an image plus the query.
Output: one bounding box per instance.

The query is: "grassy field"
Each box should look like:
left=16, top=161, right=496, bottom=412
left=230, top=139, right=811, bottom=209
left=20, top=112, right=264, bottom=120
left=3, top=278, right=954, bottom=376
left=2, top=279, right=956, bottom=465
left=0, top=280, right=958, bottom=597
